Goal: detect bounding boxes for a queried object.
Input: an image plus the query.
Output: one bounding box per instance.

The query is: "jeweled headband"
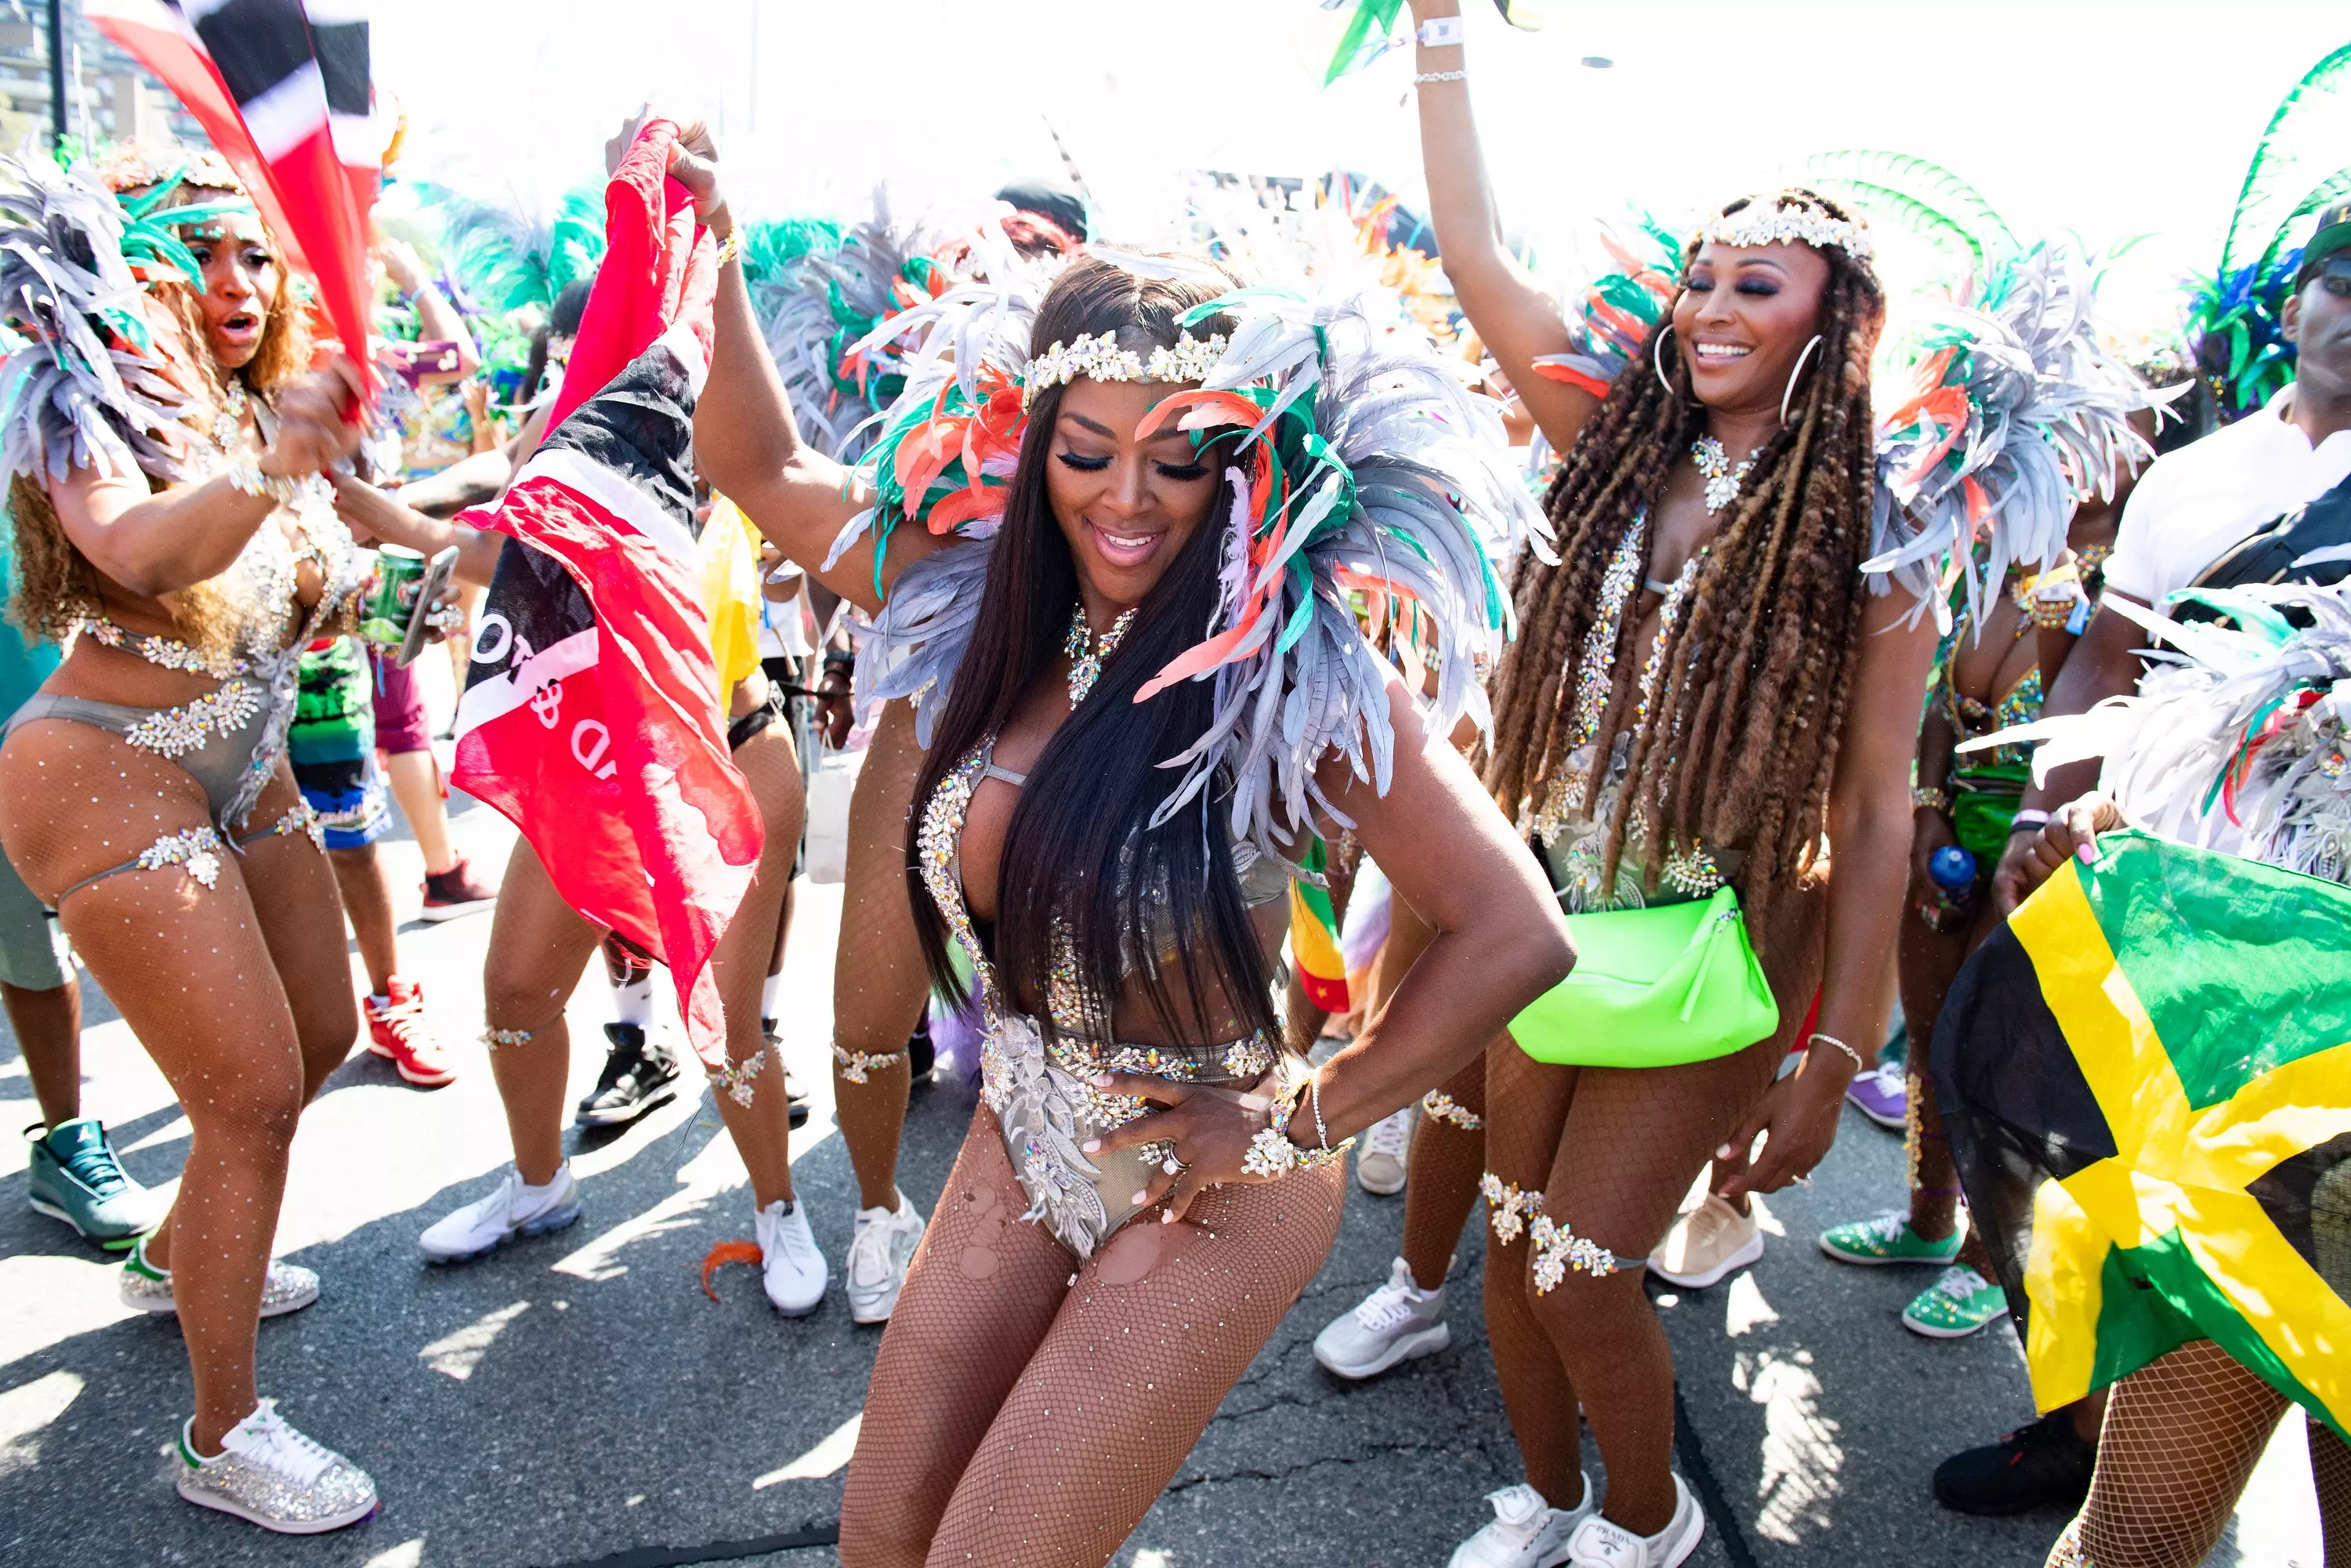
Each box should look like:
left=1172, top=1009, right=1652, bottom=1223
left=1020, top=330, right=1227, bottom=408
left=1698, top=201, right=1875, bottom=264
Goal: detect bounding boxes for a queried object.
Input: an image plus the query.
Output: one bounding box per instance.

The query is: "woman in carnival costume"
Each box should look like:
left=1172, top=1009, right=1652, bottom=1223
left=1940, top=578, right=2351, bottom=1567
left=676, top=126, right=1570, bottom=1565
left=1402, top=3, right=1946, bottom=1563
left=1806, top=215, right=2172, bottom=1345
left=0, top=153, right=378, bottom=1531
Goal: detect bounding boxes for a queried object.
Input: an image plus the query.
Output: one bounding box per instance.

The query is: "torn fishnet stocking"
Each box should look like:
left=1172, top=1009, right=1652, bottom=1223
left=832, top=701, right=927, bottom=1211
left=1484, top=1034, right=1783, bottom=1535
left=840, top=1108, right=1343, bottom=1568
left=2311, top=1416, right=2351, bottom=1563
left=2048, top=1340, right=2291, bottom=1568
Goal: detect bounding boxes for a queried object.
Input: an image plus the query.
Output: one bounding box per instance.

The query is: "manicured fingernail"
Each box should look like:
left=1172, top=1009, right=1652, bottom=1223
left=1715, top=1144, right=1735, bottom=1160
left=2078, top=842, right=2096, bottom=863
left=1161, top=1209, right=1175, bottom=1224
left=1093, top=1074, right=1114, bottom=1087
left=1081, top=1139, right=1100, bottom=1153
left=1131, top=1190, right=1147, bottom=1205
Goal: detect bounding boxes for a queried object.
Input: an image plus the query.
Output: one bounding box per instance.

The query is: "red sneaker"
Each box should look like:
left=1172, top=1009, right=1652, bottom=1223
left=366, top=979, right=456, bottom=1087
left=419, top=856, right=499, bottom=922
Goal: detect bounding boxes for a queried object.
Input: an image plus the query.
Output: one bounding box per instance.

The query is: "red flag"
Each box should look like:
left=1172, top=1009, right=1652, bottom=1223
left=451, top=122, right=754, bottom=1070
left=86, top=0, right=385, bottom=389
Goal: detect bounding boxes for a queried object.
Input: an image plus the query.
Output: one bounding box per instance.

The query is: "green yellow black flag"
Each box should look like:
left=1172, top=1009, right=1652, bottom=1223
left=1935, top=830, right=2350, bottom=1442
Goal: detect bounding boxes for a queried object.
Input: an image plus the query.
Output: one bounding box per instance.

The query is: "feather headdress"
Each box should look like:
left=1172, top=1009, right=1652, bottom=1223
left=1862, top=241, right=2177, bottom=631
left=1527, top=217, right=1682, bottom=399
left=0, top=154, right=195, bottom=487
left=2185, top=45, right=2351, bottom=422
left=1136, top=283, right=1548, bottom=860
left=1969, top=583, right=2351, bottom=885
left=755, top=193, right=961, bottom=465
left=848, top=256, right=1545, bottom=867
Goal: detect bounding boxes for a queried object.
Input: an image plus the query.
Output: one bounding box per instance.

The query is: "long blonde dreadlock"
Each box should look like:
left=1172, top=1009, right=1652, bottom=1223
left=1482, top=189, right=1886, bottom=918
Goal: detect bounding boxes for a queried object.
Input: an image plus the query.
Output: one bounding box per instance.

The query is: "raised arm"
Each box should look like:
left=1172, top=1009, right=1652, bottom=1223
left=1721, top=588, right=1936, bottom=1198
left=48, top=358, right=362, bottom=598
left=380, top=238, right=480, bottom=384
left=1407, top=0, right=1599, bottom=455
left=659, top=126, right=941, bottom=614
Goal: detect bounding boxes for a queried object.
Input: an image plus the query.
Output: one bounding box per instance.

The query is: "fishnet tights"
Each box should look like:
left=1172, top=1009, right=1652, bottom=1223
left=832, top=701, right=927, bottom=1211
left=0, top=733, right=357, bottom=1450
left=839, top=1106, right=1345, bottom=1568
left=1403, top=1049, right=1486, bottom=1292
left=2049, top=1338, right=2351, bottom=1567
left=1482, top=1034, right=1783, bottom=1537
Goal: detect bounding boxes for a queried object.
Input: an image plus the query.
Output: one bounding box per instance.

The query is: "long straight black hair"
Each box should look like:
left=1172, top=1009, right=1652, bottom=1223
left=906, top=255, right=1278, bottom=1048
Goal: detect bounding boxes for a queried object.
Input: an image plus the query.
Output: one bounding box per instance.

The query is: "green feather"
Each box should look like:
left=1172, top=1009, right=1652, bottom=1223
left=1803, top=176, right=1986, bottom=274
left=2219, top=44, right=2351, bottom=278
left=1800, top=150, right=2016, bottom=260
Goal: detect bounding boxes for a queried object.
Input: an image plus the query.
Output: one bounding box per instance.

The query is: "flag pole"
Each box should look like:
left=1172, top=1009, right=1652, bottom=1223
left=46, top=0, right=65, bottom=151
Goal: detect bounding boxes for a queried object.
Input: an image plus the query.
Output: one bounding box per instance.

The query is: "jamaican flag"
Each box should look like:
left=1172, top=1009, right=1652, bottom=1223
left=1935, top=830, right=2351, bottom=1442
left=1289, top=836, right=1351, bottom=1015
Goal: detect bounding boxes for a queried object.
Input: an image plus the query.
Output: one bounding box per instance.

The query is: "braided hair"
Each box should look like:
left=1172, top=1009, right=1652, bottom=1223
left=1481, top=189, right=1886, bottom=917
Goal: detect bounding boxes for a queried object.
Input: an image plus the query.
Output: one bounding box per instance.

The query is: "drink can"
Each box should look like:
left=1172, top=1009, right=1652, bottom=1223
left=360, top=546, right=426, bottom=646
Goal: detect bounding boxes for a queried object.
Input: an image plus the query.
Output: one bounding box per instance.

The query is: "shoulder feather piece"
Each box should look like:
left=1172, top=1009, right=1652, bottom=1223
left=1969, top=584, right=2351, bottom=885
left=1139, top=283, right=1549, bottom=863
left=0, top=154, right=194, bottom=487
left=1863, top=241, right=2176, bottom=633
left=1527, top=218, right=1681, bottom=399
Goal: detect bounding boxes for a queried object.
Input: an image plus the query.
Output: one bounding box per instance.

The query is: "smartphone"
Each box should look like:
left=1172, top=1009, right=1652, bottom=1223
left=397, top=545, right=462, bottom=668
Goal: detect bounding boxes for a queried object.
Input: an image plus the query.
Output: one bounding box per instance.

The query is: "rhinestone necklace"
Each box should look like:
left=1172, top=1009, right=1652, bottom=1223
left=1690, top=435, right=1759, bottom=516
left=1062, top=603, right=1137, bottom=706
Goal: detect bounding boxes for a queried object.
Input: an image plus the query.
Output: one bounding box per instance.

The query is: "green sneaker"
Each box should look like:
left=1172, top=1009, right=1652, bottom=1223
left=1901, top=1265, right=2010, bottom=1338
left=1818, top=1210, right=1964, bottom=1266
left=25, top=1118, right=161, bottom=1249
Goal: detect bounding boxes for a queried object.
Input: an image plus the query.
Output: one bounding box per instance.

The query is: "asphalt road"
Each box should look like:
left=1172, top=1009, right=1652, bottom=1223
left=0, top=742, right=2325, bottom=1568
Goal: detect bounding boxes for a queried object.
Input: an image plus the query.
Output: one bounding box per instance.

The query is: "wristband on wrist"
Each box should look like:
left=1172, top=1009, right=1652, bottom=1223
left=1806, top=1032, right=1865, bottom=1073
left=2009, top=809, right=2051, bottom=835
left=1416, top=15, right=1466, bottom=46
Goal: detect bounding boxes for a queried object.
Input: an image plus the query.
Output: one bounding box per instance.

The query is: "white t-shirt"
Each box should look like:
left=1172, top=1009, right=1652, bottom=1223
left=2102, top=388, right=2351, bottom=606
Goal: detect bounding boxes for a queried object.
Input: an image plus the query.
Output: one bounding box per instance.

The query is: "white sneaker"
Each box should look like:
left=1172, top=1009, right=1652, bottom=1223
left=756, top=1198, right=828, bottom=1316
left=418, top=1164, right=580, bottom=1263
left=1356, top=1105, right=1413, bottom=1195
left=1313, top=1255, right=1451, bottom=1379
left=844, top=1191, right=926, bottom=1324
left=1646, top=1194, right=1762, bottom=1289
left=1450, top=1476, right=1595, bottom=1568
left=1565, top=1475, right=1703, bottom=1568
left=176, top=1400, right=377, bottom=1534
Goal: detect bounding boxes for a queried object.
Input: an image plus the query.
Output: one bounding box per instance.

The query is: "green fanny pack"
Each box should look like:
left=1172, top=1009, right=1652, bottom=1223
left=1511, top=884, right=1780, bottom=1068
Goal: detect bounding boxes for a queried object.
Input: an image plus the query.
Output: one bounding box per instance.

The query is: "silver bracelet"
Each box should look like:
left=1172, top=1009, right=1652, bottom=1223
left=1309, top=1070, right=1332, bottom=1151
left=1806, top=1032, right=1865, bottom=1073
left=224, top=454, right=306, bottom=508
left=1414, top=69, right=1468, bottom=85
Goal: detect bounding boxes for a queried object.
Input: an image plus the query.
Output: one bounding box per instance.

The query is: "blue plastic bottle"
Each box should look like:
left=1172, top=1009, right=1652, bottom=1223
left=1923, top=845, right=1978, bottom=932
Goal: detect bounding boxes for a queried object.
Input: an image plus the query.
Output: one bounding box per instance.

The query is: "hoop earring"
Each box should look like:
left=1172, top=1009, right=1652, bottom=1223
left=1780, top=335, right=1823, bottom=429
left=1653, top=324, right=1678, bottom=398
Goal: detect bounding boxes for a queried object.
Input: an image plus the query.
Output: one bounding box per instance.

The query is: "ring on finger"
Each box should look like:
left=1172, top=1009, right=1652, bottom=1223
left=1162, top=1156, right=1187, bottom=1176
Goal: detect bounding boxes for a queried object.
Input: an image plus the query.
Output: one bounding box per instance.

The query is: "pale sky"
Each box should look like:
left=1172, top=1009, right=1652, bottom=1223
left=375, top=0, right=2351, bottom=336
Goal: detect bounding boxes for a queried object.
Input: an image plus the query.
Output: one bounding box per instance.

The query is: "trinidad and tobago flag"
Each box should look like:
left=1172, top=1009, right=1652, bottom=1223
left=1935, top=830, right=2351, bottom=1443
left=451, top=120, right=759, bottom=1070
left=87, top=0, right=388, bottom=385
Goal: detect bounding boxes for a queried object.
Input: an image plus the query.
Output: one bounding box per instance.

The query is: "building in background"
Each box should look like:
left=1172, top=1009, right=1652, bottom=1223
left=0, top=2, right=206, bottom=156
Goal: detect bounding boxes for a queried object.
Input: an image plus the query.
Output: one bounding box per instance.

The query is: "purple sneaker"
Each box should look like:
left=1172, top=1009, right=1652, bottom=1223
left=1846, top=1062, right=1906, bottom=1129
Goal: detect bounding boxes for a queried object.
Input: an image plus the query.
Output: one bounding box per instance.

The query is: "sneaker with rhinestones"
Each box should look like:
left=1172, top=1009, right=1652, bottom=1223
left=1647, top=1194, right=1762, bottom=1289
left=1818, top=1210, right=1965, bottom=1267
left=1901, top=1264, right=2009, bottom=1338
left=364, top=977, right=455, bottom=1087
left=1315, top=1255, right=1451, bottom=1379
left=575, top=1024, right=679, bottom=1128
left=121, top=1233, right=318, bottom=1317
left=1565, top=1474, right=1703, bottom=1567
left=418, top=1164, right=581, bottom=1263
left=1844, top=1061, right=1907, bottom=1129
left=1355, top=1106, right=1412, bottom=1195
left=756, top=1198, right=828, bottom=1316
left=845, top=1190, right=926, bottom=1324
left=1449, top=1476, right=1594, bottom=1568
left=26, top=1118, right=162, bottom=1248
left=175, top=1400, right=376, bottom=1534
